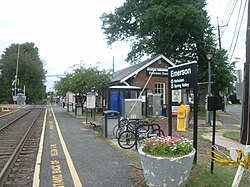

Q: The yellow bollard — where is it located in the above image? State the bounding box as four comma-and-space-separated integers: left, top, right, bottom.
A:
177, 104, 186, 131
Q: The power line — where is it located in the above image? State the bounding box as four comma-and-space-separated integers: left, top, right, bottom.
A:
221, 0, 234, 23
228, 0, 243, 53
221, 0, 238, 37
228, 0, 247, 60
162, 14, 185, 55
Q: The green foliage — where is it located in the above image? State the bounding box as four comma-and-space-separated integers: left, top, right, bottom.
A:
223, 131, 240, 142
200, 48, 236, 95
101, 0, 212, 64
54, 64, 112, 96
0, 43, 46, 103
142, 136, 193, 157
101, 0, 236, 98
187, 162, 250, 186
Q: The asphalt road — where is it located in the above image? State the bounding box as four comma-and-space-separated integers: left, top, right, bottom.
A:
224, 104, 242, 121
215, 104, 242, 130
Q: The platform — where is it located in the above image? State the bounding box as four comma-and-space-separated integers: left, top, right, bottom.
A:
34, 105, 137, 186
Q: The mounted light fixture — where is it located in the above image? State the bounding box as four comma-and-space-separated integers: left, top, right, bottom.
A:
206, 51, 213, 61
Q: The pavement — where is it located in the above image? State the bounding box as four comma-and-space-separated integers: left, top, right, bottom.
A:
38, 104, 139, 186
201, 110, 246, 150
69, 105, 247, 151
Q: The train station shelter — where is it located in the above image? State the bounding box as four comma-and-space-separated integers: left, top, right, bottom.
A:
108, 54, 175, 117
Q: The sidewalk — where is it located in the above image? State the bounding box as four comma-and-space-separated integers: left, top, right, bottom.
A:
69, 106, 246, 151
201, 110, 246, 150
43, 105, 140, 186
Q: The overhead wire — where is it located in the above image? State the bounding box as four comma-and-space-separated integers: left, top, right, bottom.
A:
221, 0, 238, 37
209, 0, 215, 20
221, 0, 233, 23
228, 0, 244, 54
229, 0, 247, 61
162, 14, 185, 55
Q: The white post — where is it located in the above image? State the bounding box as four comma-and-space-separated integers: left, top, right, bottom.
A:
14, 44, 20, 100
232, 146, 250, 187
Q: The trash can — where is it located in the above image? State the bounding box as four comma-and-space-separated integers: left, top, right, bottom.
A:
75, 102, 83, 116
102, 110, 120, 138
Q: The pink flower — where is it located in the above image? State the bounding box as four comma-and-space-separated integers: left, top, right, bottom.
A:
164, 142, 170, 146
143, 136, 193, 157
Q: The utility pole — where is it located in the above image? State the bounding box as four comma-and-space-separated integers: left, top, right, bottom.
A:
240, 0, 250, 145
217, 17, 228, 111
217, 17, 222, 50
231, 3, 249, 185
14, 44, 20, 103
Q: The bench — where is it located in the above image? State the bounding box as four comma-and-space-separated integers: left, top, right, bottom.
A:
89, 121, 103, 130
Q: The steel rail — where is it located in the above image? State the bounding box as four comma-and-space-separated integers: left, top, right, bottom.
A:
0, 109, 41, 186
0, 109, 31, 132
0, 109, 19, 119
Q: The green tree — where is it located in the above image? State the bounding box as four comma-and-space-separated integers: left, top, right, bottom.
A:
54, 64, 111, 97
0, 43, 46, 103
100, 0, 235, 95
101, 0, 213, 64
54, 74, 74, 96
211, 49, 236, 95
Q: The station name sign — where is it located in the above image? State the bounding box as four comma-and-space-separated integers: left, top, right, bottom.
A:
168, 62, 197, 90
146, 67, 168, 76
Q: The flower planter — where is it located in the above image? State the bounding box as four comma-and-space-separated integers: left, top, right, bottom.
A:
138, 146, 196, 187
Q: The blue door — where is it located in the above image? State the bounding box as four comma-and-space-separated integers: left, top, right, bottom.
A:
109, 91, 124, 115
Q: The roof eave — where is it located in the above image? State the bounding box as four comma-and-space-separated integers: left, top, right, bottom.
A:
120, 54, 175, 83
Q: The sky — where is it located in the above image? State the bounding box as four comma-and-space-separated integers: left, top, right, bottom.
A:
0, 0, 248, 91
207, 0, 248, 72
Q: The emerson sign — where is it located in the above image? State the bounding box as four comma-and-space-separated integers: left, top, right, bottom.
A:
168, 61, 197, 90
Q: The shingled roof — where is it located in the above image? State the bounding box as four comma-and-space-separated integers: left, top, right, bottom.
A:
111, 54, 175, 85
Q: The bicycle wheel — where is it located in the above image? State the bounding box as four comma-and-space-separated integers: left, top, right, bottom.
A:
116, 126, 125, 139
113, 120, 126, 138
118, 130, 136, 149
116, 121, 135, 138
136, 128, 148, 146
153, 129, 165, 137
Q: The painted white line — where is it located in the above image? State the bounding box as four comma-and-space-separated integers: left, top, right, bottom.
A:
32, 108, 48, 187
51, 108, 83, 187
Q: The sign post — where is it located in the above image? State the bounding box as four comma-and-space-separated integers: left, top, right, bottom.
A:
168, 61, 198, 163
86, 92, 96, 121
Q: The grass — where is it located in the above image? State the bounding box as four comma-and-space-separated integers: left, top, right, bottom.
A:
83, 113, 249, 186
197, 110, 221, 119
116, 139, 250, 187
223, 131, 240, 142
187, 161, 250, 187
197, 111, 207, 118
112, 129, 250, 186
186, 137, 249, 186
186, 131, 249, 186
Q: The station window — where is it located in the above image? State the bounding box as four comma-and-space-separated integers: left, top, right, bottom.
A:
154, 82, 165, 104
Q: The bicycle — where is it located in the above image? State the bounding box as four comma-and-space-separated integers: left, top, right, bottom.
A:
117, 123, 164, 149
112, 116, 148, 139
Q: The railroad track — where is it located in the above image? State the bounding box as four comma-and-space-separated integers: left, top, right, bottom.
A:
0, 106, 44, 186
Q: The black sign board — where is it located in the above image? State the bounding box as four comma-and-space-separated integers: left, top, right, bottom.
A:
168, 61, 198, 163
168, 62, 197, 90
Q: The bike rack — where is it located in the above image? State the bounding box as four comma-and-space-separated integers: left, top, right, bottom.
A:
135, 123, 161, 150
